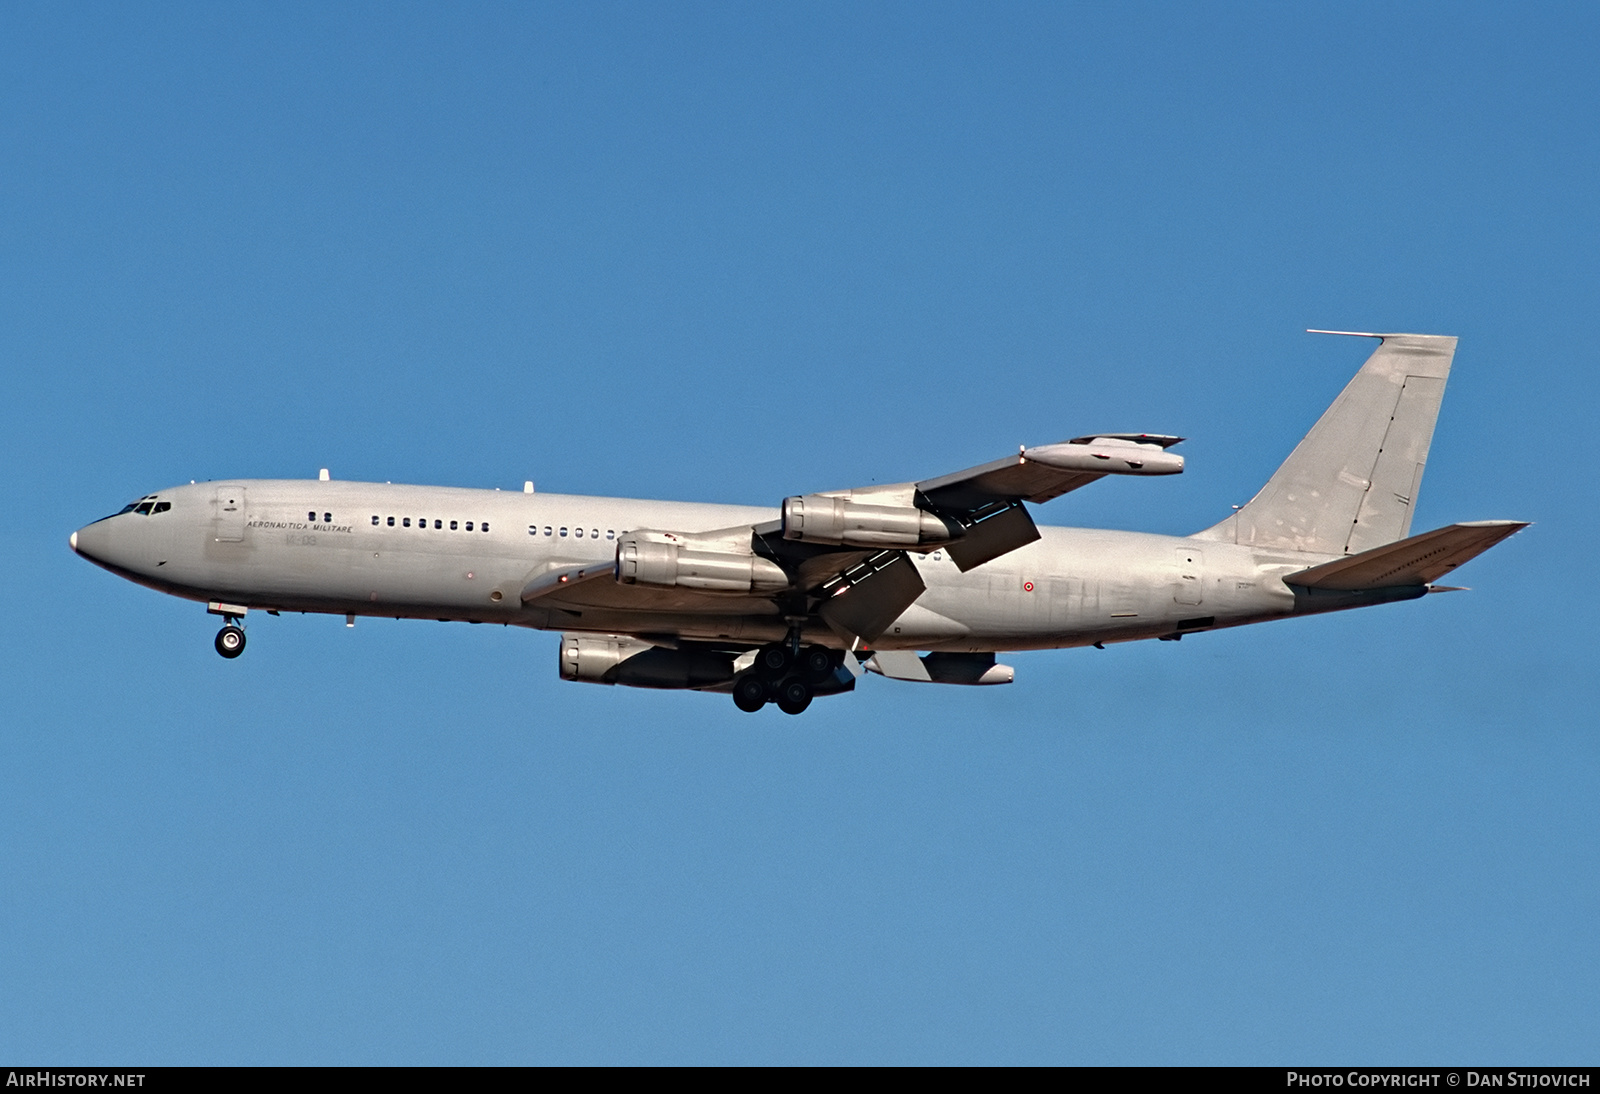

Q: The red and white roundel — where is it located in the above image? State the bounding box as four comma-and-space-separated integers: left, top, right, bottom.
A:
1022, 581, 1034, 592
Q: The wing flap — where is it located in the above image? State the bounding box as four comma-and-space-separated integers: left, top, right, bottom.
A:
941, 502, 1041, 571
818, 551, 927, 642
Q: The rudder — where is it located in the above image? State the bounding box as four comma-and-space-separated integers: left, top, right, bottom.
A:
1194, 332, 1457, 555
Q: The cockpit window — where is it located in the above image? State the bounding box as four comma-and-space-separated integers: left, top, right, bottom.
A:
113, 495, 171, 518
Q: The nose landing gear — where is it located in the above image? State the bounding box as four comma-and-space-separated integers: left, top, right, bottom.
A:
207, 601, 250, 659
215, 624, 246, 659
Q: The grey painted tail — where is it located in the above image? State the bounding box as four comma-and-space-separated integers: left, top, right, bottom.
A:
1193, 332, 1457, 555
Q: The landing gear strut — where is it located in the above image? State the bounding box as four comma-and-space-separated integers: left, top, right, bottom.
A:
215, 624, 246, 659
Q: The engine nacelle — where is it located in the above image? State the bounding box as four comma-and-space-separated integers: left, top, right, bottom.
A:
866, 650, 1015, 685
615, 533, 789, 593
559, 634, 738, 689
781, 494, 960, 548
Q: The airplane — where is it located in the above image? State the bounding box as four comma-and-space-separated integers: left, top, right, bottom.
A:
70, 331, 1526, 715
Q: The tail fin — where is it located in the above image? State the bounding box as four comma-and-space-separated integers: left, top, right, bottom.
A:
1194, 331, 1457, 555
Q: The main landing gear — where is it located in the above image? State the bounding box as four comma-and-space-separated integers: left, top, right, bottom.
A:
731, 641, 840, 715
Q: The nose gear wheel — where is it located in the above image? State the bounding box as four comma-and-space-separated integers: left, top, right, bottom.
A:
215, 625, 246, 659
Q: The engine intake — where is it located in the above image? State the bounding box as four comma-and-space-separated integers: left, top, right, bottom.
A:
782, 495, 960, 548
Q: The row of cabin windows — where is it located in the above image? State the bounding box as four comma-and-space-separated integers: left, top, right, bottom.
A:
370, 515, 491, 532
529, 525, 615, 540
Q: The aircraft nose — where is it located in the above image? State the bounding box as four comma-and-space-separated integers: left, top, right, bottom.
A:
71, 520, 111, 564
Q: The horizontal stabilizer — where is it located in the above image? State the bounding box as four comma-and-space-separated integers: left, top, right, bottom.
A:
1284, 521, 1528, 591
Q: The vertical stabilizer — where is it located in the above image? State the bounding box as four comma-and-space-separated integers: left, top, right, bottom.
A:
1194, 332, 1456, 554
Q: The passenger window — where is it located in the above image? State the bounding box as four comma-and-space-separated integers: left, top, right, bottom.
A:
544, 526, 552, 536
450, 520, 458, 530
575, 527, 583, 538
435, 519, 442, 529
559, 527, 567, 537
403, 518, 411, 527
591, 529, 598, 539
324, 513, 332, 523
606, 530, 614, 540
371, 515, 379, 525
387, 517, 395, 527
308, 511, 316, 522
465, 521, 473, 531
528, 525, 537, 536
481, 522, 489, 533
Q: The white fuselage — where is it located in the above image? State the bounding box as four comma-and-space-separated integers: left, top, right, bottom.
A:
71, 478, 1373, 652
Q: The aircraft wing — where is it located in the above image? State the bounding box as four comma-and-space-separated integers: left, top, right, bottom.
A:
917, 433, 1185, 509
775, 433, 1185, 573
529, 434, 1185, 643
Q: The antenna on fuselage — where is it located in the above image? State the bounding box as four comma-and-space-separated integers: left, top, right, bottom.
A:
318, 468, 330, 481
524, 481, 535, 493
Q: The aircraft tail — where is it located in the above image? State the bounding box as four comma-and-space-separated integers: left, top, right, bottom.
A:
1193, 331, 1457, 555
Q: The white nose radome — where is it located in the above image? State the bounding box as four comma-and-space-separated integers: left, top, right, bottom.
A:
70, 531, 78, 552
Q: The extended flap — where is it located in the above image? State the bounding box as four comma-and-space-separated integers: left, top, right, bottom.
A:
818, 552, 926, 642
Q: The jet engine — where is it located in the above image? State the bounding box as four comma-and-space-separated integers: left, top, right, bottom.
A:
615, 533, 789, 593
781, 494, 961, 548
558, 634, 738, 689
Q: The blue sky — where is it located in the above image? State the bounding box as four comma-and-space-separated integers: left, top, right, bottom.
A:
2, 2, 1597, 1064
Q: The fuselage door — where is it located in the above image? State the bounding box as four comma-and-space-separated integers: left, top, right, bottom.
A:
214, 486, 247, 542
1173, 547, 1204, 605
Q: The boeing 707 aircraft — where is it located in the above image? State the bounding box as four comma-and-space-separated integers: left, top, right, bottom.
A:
71, 332, 1526, 714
